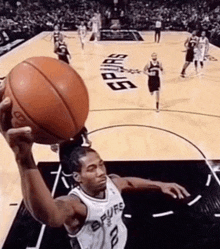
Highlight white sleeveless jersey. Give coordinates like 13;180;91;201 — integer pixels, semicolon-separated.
91;17;99;33
198;37;208;50
195;37;209;60
155;21;162;28
79;25;86;37
68;177;127;249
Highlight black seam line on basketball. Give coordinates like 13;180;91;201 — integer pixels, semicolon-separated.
8;66;64;141
23;61;78;131
88;124;207;159
90;108;220;119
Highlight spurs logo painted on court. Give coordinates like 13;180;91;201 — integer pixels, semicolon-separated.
100;54;138;91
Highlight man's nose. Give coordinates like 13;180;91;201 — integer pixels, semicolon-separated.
97;167;105;176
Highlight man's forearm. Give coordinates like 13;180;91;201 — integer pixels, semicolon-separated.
121;177;190;199
16;153;62;225
123;177;162;191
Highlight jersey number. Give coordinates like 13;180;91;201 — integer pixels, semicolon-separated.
110;225;119;249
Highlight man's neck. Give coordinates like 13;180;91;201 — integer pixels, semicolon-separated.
80;185;106;199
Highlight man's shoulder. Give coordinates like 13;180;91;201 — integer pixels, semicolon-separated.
56;193;81;203
108;173;121;180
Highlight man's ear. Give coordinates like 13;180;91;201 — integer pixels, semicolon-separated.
73;172;81;183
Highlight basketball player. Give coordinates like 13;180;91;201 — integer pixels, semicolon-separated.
143;52;163;112
77;21;87;49
0;84;190;249
180;30;198;77
51;25;61;45
194;31;209;73
54;33;71;64
89;13;100;41
96;10;102;29
155;18;162;43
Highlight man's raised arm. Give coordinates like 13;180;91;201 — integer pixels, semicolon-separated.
0;81;79;227
111;175;190;199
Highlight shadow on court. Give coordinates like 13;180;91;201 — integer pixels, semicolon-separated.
3;160;220;249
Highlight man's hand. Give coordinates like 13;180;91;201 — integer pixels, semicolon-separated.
0;80;33;159
159;182;190;199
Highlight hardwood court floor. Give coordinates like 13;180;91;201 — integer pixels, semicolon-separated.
0;31;220;247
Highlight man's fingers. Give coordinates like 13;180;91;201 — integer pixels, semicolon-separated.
164;189;177;199
7;126;32;136
172;186;184;199
6;127;33;144
169;184;191;199
0;97;11;113
0;79;6;99
175;184;191;197
163;184;190;199
0;97;12;132
6;127;33;155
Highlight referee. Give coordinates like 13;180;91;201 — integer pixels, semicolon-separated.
155;18;162;43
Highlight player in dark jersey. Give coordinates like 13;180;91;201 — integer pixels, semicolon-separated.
54;34;71;64
143;52;163;112
180;30;198;77
51;25;61;44
0;82;190;249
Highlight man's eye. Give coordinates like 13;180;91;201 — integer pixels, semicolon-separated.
87;166;95;172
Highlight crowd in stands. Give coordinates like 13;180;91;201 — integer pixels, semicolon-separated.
126;0;220;46
0;0;219;50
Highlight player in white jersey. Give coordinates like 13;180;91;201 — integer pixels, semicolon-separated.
0;85;190;249
194;31;209;73
77;21;87;49
155;18;162;43
89;13;100;41
68;173;127;249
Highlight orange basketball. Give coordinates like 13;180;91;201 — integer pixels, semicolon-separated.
4;56;89;144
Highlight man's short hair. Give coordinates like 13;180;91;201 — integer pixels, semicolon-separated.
60;146;97;187
60;145;97;174
68;146;97;173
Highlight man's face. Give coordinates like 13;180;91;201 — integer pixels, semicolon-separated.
77;152;107;195
201;31;206;37
152;54;157;61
